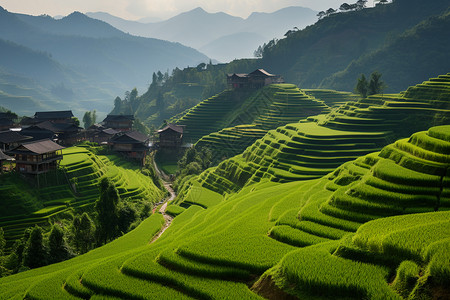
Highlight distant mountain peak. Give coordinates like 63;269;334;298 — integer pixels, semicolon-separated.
64;11;88;20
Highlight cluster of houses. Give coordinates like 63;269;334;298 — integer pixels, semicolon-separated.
0;110;184;176
0;69;282;176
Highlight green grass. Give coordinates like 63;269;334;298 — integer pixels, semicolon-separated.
1;75;450;300
0;146;164;246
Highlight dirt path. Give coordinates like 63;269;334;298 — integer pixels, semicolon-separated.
150;161;176;244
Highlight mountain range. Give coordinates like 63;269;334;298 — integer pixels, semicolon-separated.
0;7;208;118
86;6;318;62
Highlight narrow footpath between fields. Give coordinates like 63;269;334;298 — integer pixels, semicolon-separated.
150;161;176;244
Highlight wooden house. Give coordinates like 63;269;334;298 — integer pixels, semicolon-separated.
109;131;149;164
35;121;83;145
85;125;119;144
227;69;284;90
33;110;75;124
157;123;184;148
0;131;32;151
8;139;64;175
103;115;134;132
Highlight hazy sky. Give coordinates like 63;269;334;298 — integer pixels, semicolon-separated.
0;0;356;20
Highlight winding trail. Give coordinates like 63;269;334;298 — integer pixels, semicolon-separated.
150;160;176;244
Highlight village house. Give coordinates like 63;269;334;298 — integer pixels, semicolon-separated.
0;131;32;151
85;124;119;144
227;69;284;89
157;123;184;149
33;110;75;124
8;139;64;175
103;115;134;132
34;121;83;145
109;131;149;165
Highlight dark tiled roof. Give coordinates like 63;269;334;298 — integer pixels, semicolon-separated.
102;128;119;135
0;149;14;161
103;115;135;122
249;69;275;77
228;69;276;79
20;126;55;142
0;118;14;126
157;123;184;134
34;110;74;119
9;139;64;155
0;131;32;144
36;121;81;133
110;131;148;144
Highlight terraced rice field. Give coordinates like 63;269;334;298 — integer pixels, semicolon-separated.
191;73;450;194
0;146;164;246
1;124;449;299
192;84;329;162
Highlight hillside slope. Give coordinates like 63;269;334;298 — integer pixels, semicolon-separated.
0;7;208;117
259;0;450;92
193;84;337;162
0;125;448;299
0;146;164;245
322;9;450;92
173;84;329;144
189;73;450;195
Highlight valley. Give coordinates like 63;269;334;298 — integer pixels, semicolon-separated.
0;0;449;299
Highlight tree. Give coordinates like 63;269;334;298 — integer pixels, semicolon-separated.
339;3;352;11
356;0;368;10
368;71;386;95
72;213;96;254
317;11;326;19
118;202;138;233
326;8;337;16
0;228;5;256
82;111;92;129
22;226;47;269
82;110;97;129
48;224;73;264
95;178;120;244
113;96;122;113
355;74;369;98
254;45;264;58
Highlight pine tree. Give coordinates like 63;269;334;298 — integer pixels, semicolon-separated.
22;226;47;269
48;224;73;263
95;178;120;244
355;74;369;98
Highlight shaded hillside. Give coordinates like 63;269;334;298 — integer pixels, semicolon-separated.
187;73;450;196
0;7;208;117
322;9;450;92
0;125;448;299
0;146;163;246
259;0;450;92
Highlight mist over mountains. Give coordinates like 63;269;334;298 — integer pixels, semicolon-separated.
87;6;318;62
0;7;208;117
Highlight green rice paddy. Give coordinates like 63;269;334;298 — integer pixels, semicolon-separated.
1;123;449;299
